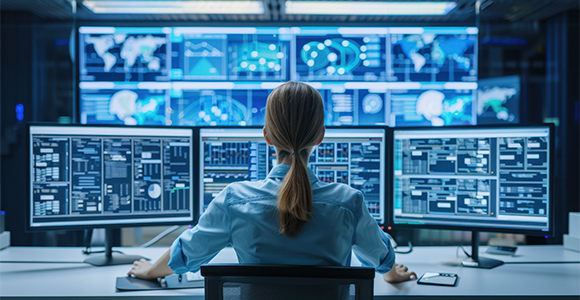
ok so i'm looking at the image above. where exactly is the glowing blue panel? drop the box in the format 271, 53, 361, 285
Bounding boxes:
389, 88, 475, 126
80, 86, 168, 125
170, 33, 228, 80
387, 27, 477, 82
80, 27, 170, 82
477, 75, 520, 124
169, 88, 271, 126
78, 26, 479, 128
321, 87, 388, 126
295, 28, 387, 81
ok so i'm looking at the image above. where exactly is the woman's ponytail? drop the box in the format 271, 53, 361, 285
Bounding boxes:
264, 82, 325, 237
278, 150, 313, 236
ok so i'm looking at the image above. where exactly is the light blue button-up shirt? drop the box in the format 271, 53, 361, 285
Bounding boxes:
168, 164, 395, 274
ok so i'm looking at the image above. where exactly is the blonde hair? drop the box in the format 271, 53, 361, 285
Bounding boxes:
264, 81, 325, 237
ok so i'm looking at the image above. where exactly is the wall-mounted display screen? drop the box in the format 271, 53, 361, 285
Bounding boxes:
477, 75, 520, 124
79, 26, 478, 127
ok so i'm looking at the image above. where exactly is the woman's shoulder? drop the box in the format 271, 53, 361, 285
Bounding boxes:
222, 179, 277, 203
313, 182, 364, 207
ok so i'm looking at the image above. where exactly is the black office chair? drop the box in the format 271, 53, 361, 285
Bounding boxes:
201, 264, 375, 300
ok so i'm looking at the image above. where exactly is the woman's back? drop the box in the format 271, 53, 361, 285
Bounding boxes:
228, 164, 361, 266
168, 164, 394, 274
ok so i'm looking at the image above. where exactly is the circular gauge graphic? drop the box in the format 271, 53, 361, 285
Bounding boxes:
362, 94, 383, 114
147, 183, 162, 199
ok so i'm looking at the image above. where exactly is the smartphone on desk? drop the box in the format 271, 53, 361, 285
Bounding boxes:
485, 245, 517, 256
417, 272, 458, 287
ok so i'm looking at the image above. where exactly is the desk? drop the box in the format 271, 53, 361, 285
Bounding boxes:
1, 245, 579, 299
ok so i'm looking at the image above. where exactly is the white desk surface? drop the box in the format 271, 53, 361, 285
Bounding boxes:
1, 245, 579, 299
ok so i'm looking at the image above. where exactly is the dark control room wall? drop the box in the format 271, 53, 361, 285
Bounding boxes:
1, 12, 83, 246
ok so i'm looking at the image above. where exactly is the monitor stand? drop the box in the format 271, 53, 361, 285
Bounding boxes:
83, 229, 146, 267
461, 230, 504, 269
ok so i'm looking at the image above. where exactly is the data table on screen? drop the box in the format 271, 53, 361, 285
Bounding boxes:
199, 128, 386, 223
29, 126, 194, 228
392, 127, 551, 232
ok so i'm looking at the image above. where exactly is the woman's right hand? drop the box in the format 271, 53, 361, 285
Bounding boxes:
383, 263, 417, 283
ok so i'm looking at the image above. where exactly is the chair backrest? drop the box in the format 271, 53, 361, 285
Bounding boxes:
201, 264, 375, 300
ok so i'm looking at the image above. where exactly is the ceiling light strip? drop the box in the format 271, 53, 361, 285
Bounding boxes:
284, 1, 457, 16
83, 1, 265, 14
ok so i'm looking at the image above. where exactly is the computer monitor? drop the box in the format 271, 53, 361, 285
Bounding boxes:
28, 124, 195, 265
199, 127, 386, 224
389, 125, 553, 268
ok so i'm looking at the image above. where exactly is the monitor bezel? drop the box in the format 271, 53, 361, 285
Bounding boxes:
385, 124, 555, 236
26, 122, 199, 231
197, 125, 389, 225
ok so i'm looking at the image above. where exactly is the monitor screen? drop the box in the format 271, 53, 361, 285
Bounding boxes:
29, 125, 194, 228
386, 27, 478, 82
391, 126, 551, 232
199, 127, 386, 223
78, 26, 478, 127
477, 75, 520, 124
388, 84, 476, 127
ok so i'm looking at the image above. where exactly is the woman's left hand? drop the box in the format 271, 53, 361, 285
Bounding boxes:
128, 258, 156, 280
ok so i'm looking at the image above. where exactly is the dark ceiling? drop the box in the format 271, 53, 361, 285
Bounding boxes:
0, 0, 578, 24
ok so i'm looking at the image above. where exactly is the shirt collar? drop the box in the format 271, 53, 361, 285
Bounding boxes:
267, 164, 319, 185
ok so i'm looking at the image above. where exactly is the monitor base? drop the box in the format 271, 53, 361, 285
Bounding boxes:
462, 256, 504, 269
84, 253, 146, 267
83, 229, 147, 266
462, 231, 504, 269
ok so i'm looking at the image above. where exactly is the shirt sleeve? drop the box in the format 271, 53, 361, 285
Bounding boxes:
351, 191, 395, 274
168, 186, 231, 274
